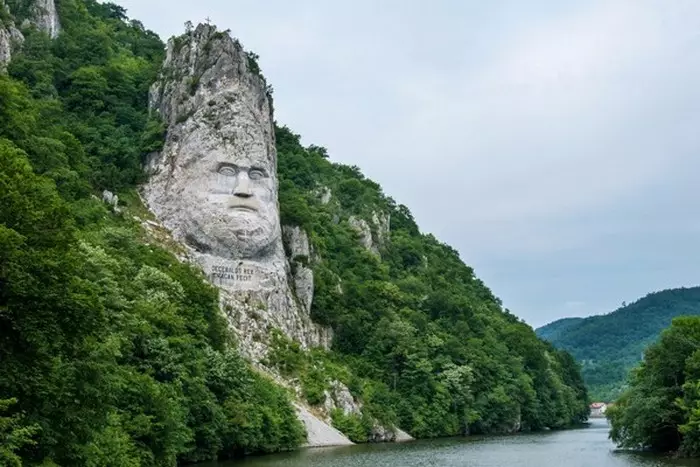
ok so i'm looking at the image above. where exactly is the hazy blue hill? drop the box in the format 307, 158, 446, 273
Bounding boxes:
536, 286, 700, 401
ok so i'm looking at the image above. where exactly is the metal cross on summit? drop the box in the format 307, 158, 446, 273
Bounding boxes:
205, 16, 212, 25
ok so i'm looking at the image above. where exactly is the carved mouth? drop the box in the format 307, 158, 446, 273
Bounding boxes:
229, 204, 258, 212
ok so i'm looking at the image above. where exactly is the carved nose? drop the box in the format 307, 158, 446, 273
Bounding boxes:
233, 173, 252, 198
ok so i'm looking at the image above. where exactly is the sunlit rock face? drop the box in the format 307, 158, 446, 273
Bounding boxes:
0, 2, 23, 72
1, 0, 59, 72
348, 211, 390, 257
143, 23, 331, 361
283, 225, 314, 314
0, 26, 14, 71
27, 0, 60, 39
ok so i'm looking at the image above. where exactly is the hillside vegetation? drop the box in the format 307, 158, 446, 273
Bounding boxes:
536, 318, 583, 343
608, 316, 700, 457
0, 1, 588, 465
536, 287, 700, 401
272, 124, 589, 440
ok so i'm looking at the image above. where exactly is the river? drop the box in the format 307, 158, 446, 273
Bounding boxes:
203, 418, 700, 467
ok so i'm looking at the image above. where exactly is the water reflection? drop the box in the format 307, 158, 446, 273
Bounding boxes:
202, 418, 700, 467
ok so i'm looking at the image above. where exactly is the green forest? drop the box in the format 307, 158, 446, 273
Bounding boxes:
536, 287, 700, 402
0, 1, 589, 465
608, 316, 700, 457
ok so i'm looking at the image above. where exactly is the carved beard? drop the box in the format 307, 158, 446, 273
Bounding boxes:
182, 205, 280, 260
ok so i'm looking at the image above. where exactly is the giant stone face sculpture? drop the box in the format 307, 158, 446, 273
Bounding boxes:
167, 105, 280, 260
143, 24, 330, 361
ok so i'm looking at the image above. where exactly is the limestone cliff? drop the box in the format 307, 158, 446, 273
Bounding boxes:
282, 225, 314, 314
144, 23, 332, 362
0, 0, 60, 71
0, 1, 22, 71
142, 23, 350, 446
25, 0, 60, 39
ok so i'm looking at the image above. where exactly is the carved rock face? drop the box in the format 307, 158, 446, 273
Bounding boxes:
143, 24, 332, 362
171, 106, 280, 260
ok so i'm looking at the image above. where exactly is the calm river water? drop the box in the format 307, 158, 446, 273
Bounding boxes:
210, 418, 700, 467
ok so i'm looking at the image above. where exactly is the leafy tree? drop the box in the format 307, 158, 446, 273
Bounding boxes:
0, 398, 40, 467
608, 316, 700, 455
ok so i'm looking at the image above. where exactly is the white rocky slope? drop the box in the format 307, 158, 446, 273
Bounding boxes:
295, 404, 354, 447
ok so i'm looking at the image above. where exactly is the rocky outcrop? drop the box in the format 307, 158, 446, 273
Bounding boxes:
23, 0, 60, 38
348, 211, 390, 256
348, 216, 374, 254
143, 22, 331, 363
0, 2, 23, 71
371, 210, 390, 246
319, 379, 414, 443
0, 26, 15, 70
283, 225, 314, 314
393, 427, 414, 442
294, 403, 354, 447
101, 190, 120, 212
322, 380, 362, 417
314, 186, 332, 205
142, 22, 345, 446
1, 0, 60, 71
140, 22, 417, 449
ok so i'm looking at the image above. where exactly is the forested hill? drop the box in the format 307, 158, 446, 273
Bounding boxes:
536, 287, 700, 402
0, 1, 588, 465
536, 317, 584, 342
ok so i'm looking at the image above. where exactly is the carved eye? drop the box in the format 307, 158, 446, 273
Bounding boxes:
249, 168, 265, 180
218, 165, 237, 177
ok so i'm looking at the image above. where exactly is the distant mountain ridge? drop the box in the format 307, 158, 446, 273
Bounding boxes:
536, 317, 583, 342
536, 286, 700, 401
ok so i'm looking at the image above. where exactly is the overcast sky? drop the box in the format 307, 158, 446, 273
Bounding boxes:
113, 0, 700, 328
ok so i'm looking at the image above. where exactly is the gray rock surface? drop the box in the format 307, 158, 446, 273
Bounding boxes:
368, 423, 415, 443
317, 379, 414, 443
324, 380, 362, 417
393, 428, 414, 442
349, 212, 390, 256
371, 210, 391, 246
102, 190, 119, 209
282, 225, 314, 313
1, 0, 59, 71
0, 26, 13, 70
26, 0, 60, 38
0, 2, 23, 71
348, 216, 376, 254
315, 186, 332, 205
142, 23, 331, 362
294, 403, 354, 447
283, 225, 311, 258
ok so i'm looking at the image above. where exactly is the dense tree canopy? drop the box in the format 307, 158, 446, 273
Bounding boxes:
0, 0, 589, 464
608, 316, 700, 457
